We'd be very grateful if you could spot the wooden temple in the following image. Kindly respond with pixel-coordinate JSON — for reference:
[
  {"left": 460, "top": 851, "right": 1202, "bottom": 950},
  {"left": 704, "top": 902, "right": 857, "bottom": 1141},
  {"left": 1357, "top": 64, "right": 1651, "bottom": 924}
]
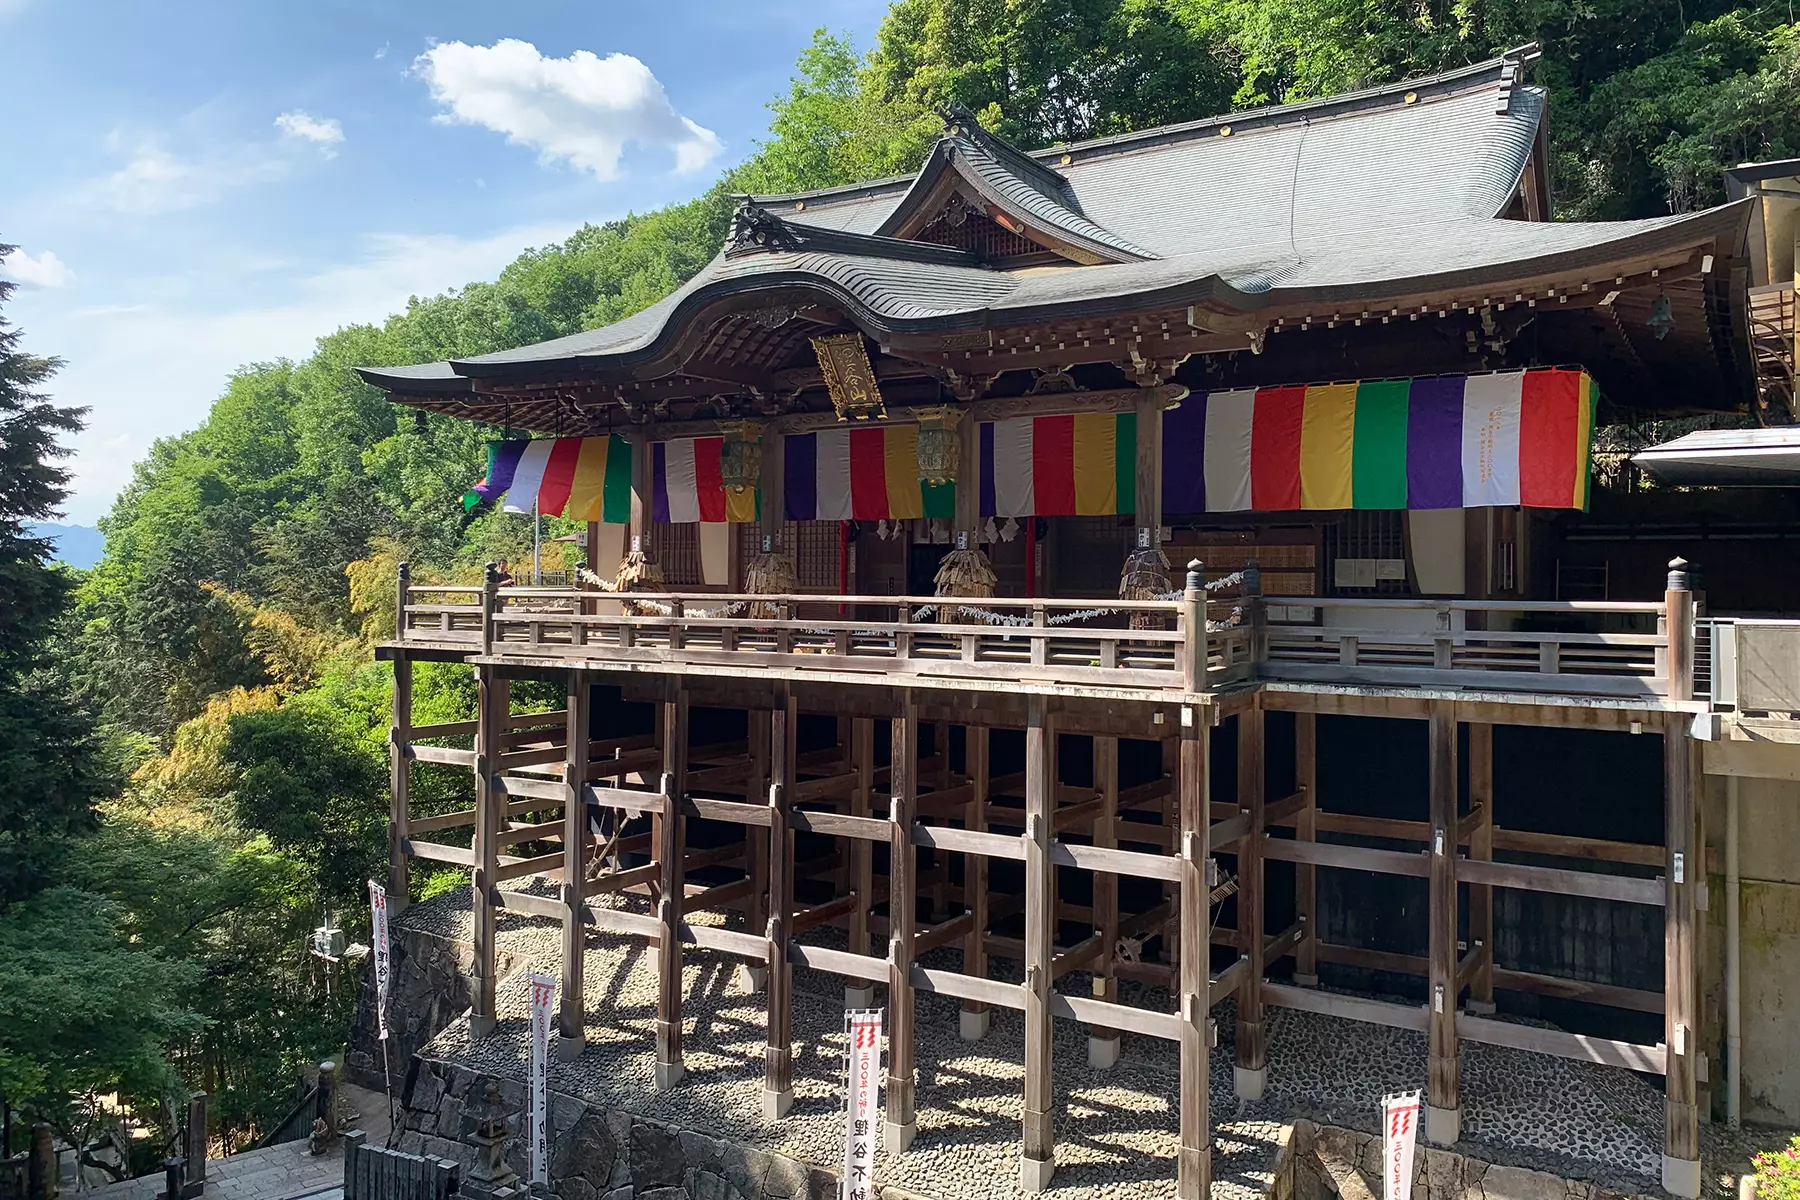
[{"left": 359, "top": 46, "right": 1786, "bottom": 1200}]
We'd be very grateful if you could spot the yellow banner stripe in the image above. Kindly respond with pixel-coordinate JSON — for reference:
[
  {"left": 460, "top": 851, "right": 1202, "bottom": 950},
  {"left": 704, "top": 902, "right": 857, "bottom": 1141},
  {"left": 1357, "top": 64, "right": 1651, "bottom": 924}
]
[
  {"left": 567, "top": 437, "right": 612, "bottom": 522},
  {"left": 883, "top": 424, "right": 924, "bottom": 519},
  {"left": 1071, "top": 412, "right": 1117, "bottom": 515},
  {"left": 1299, "top": 383, "right": 1356, "bottom": 509}
]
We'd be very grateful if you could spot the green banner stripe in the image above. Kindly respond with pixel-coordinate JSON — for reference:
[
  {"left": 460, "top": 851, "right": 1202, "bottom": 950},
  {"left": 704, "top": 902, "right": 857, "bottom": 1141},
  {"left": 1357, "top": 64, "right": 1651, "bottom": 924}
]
[
  {"left": 602, "top": 436, "right": 634, "bottom": 524},
  {"left": 1350, "top": 380, "right": 1409, "bottom": 509},
  {"left": 1115, "top": 411, "right": 1137, "bottom": 516}
]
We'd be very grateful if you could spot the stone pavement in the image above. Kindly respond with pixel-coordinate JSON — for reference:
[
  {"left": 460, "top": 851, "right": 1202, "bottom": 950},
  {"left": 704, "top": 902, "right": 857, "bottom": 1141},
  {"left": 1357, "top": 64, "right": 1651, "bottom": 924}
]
[{"left": 83, "top": 1083, "right": 393, "bottom": 1200}]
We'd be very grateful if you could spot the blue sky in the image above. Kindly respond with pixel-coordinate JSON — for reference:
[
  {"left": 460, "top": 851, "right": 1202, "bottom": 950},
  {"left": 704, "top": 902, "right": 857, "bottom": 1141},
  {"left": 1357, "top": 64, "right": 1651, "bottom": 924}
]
[{"left": 0, "top": 0, "right": 885, "bottom": 524}]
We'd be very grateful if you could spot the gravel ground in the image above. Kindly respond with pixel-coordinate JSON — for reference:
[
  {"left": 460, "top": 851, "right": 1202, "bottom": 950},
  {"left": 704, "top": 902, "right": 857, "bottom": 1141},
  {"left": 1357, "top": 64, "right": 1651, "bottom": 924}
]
[{"left": 400, "top": 885, "right": 1760, "bottom": 1200}]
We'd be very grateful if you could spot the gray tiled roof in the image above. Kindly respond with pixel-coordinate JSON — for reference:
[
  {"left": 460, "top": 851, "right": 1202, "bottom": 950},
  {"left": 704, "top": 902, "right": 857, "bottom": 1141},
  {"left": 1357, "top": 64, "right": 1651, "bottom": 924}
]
[{"left": 360, "top": 49, "right": 1750, "bottom": 390}]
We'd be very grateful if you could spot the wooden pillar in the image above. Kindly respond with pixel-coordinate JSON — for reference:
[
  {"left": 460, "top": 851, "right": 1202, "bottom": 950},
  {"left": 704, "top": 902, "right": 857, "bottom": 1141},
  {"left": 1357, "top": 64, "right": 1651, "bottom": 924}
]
[
  {"left": 470, "top": 665, "right": 507, "bottom": 1038},
  {"left": 961, "top": 723, "right": 992, "bottom": 1040},
  {"left": 884, "top": 696, "right": 919, "bottom": 1155},
  {"left": 654, "top": 684, "right": 688, "bottom": 1090},
  {"left": 1176, "top": 699, "right": 1212, "bottom": 1200},
  {"left": 847, "top": 717, "right": 877, "bottom": 1008},
  {"left": 1663, "top": 554, "right": 1701, "bottom": 1199},
  {"left": 743, "top": 710, "right": 772, "bottom": 993},
  {"left": 1467, "top": 722, "right": 1495, "bottom": 1014},
  {"left": 1293, "top": 712, "right": 1318, "bottom": 985},
  {"left": 1088, "top": 734, "right": 1121, "bottom": 1067},
  {"left": 764, "top": 686, "right": 796, "bottom": 1117},
  {"left": 1021, "top": 695, "right": 1056, "bottom": 1192},
  {"left": 930, "top": 721, "right": 952, "bottom": 918},
  {"left": 630, "top": 438, "right": 651, "bottom": 554},
  {"left": 387, "top": 644, "right": 412, "bottom": 918},
  {"left": 1134, "top": 390, "right": 1164, "bottom": 536},
  {"left": 1235, "top": 702, "right": 1267, "bottom": 1099},
  {"left": 558, "top": 669, "right": 590, "bottom": 1058},
  {"left": 1426, "top": 700, "right": 1460, "bottom": 1145}
]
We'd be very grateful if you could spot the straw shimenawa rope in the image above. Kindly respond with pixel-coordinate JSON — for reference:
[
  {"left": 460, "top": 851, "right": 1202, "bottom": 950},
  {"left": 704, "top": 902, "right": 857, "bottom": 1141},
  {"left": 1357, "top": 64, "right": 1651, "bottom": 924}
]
[
  {"left": 744, "top": 548, "right": 797, "bottom": 621},
  {"left": 1119, "top": 544, "right": 1173, "bottom": 630},
  {"left": 615, "top": 547, "right": 664, "bottom": 616},
  {"left": 933, "top": 546, "right": 998, "bottom": 624}
]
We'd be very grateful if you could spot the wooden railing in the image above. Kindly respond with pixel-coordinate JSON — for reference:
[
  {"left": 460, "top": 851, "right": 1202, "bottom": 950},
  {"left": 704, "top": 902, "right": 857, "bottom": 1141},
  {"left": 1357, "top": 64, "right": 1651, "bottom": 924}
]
[{"left": 393, "top": 558, "right": 1705, "bottom": 702}]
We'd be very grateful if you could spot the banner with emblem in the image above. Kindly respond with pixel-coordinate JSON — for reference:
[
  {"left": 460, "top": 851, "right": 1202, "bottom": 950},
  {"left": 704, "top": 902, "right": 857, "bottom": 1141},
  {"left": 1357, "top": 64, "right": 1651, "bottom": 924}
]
[
  {"left": 841, "top": 1009, "right": 883, "bottom": 1200},
  {"left": 367, "top": 880, "right": 391, "bottom": 1041},
  {"left": 1382, "top": 1090, "right": 1423, "bottom": 1200},
  {"left": 529, "top": 970, "right": 557, "bottom": 1186}
]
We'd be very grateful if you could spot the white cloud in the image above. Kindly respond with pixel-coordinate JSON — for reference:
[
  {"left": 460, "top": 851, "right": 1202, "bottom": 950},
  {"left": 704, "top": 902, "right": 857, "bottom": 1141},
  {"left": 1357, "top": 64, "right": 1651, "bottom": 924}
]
[
  {"left": 3, "top": 248, "right": 74, "bottom": 289},
  {"left": 274, "top": 110, "right": 344, "bottom": 155},
  {"left": 80, "top": 142, "right": 290, "bottom": 215},
  {"left": 412, "top": 39, "right": 722, "bottom": 180},
  {"left": 26, "top": 220, "right": 579, "bottom": 523},
  {"left": 374, "top": 41, "right": 390, "bottom": 61}
]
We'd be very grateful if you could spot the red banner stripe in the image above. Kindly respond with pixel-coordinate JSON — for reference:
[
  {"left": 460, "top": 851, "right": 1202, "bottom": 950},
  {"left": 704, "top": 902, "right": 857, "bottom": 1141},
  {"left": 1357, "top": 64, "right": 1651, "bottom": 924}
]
[
  {"left": 848, "top": 428, "right": 890, "bottom": 519},
  {"left": 1250, "top": 386, "right": 1306, "bottom": 510},
  {"left": 536, "top": 438, "right": 583, "bottom": 517},
  {"left": 693, "top": 437, "right": 727, "bottom": 523},
  {"left": 1032, "top": 414, "right": 1077, "bottom": 515},
  {"left": 1518, "top": 368, "right": 1580, "bottom": 508}
]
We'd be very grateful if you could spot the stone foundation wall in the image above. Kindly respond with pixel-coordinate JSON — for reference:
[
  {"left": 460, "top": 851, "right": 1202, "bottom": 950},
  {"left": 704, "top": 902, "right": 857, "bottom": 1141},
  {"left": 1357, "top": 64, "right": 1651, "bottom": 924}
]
[
  {"left": 1289, "top": 1122, "right": 1637, "bottom": 1200},
  {"left": 346, "top": 894, "right": 524, "bottom": 1090},
  {"left": 393, "top": 1056, "right": 859, "bottom": 1200}
]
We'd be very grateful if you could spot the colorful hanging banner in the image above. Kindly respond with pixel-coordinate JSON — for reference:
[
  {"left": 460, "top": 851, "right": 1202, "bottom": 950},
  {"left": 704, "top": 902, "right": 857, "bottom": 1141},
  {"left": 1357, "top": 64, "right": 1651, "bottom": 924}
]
[
  {"left": 784, "top": 425, "right": 955, "bottom": 521},
  {"left": 1161, "top": 367, "right": 1596, "bottom": 513},
  {"left": 653, "top": 436, "right": 759, "bottom": 523},
  {"left": 978, "top": 411, "right": 1138, "bottom": 518},
  {"left": 1382, "top": 1091, "right": 1423, "bottom": 1200},
  {"left": 463, "top": 436, "right": 633, "bottom": 522}
]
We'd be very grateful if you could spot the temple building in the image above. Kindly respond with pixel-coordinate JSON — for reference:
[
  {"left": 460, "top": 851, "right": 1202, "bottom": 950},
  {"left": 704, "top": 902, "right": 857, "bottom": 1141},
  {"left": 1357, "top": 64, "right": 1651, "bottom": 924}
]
[{"left": 356, "top": 45, "right": 1800, "bottom": 1200}]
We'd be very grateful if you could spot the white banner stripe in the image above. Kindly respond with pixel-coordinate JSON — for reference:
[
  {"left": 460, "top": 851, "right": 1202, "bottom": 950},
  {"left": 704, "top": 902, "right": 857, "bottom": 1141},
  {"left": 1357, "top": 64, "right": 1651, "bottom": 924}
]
[
  {"left": 506, "top": 439, "right": 554, "bottom": 514},
  {"left": 666, "top": 439, "right": 701, "bottom": 524},
  {"left": 1204, "top": 389, "right": 1256, "bottom": 512},
  {"left": 817, "top": 429, "right": 853, "bottom": 522},
  {"left": 1461, "top": 372, "right": 1523, "bottom": 507},
  {"left": 992, "top": 419, "right": 1035, "bottom": 518}
]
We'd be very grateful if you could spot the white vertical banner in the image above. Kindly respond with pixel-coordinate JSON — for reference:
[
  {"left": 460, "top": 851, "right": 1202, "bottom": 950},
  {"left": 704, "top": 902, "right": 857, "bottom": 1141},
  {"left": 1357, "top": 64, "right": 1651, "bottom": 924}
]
[
  {"left": 841, "top": 1009, "right": 884, "bottom": 1200},
  {"left": 1382, "top": 1090, "right": 1423, "bottom": 1200},
  {"left": 528, "top": 970, "right": 557, "bottom": 1187},
  {"left": 367, "top": 880, "right": 391, "bottom": 1041}
]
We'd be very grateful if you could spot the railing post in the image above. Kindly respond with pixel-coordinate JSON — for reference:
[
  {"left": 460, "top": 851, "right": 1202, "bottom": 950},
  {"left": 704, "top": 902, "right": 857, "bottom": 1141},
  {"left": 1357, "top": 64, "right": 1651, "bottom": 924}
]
[
  {"left": 183, "top": 1093, "right": 207, "bottom": 1197},
  {"left": 1181, "top": 560, "right": 1207, "bottom": 693},
  {"left": 1030, "top": 603, "right": 1048, "bottom": 667},
  {"left": 395, "top": 560, "right": 411, "bottom": 642},
  {"left": 480, "top": 562, "right": 499, "bottom": 655},
  {"left": 27, "top": 1123, "right": 54, "bottom": 1200},
  {"left": 1666, "top": 558, "right": 1695, "bottom": 702},
  {"left": 1243, "top": 559, "right": 1264, "bottom": 671}
]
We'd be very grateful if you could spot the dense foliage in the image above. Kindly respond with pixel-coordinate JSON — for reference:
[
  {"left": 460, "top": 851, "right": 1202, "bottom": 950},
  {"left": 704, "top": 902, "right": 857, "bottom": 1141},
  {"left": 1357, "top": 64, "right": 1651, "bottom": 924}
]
[{"left": 10, "top": 0, "right": 1799, "bottom": 1172}]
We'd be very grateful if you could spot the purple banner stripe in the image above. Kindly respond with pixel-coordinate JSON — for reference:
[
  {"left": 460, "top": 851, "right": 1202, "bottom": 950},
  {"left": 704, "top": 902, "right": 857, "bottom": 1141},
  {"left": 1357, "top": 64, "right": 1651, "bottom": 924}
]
[
  {"left": 651, "top": 442, "right": 671, "bottom": 525},
  {"left": 784, "top": 432, "right": 817, "bottom": 522},
  {"left": 979, "top": 421, "right": 996, "bottom": 518},
  {"left": 1406, "top": 376, "right": 1466, "bottom": 509},
  {"left": 1160, "top": 391, "right": 1208, "bottom": 515}
]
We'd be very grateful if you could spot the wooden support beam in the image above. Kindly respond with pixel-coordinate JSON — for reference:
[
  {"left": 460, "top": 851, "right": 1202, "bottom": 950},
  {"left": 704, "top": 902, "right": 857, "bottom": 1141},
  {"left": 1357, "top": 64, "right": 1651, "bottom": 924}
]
[
  {"left": 764, "top": 687, "right": 796, "bottom": 1117},
  {"left": 963, "top": 724, "right": 991, "bottom": 1032},
  {"left": 746, "top": 709, "right": 770, "bottom": 981},
  {"left": 1091, "top": 734, "right": 1121, "bottom": 1064},
  {"left": 1263, "top": 918, "right": 1307, "bottom": 965},
  {"left": 1021, "top": 695, "right": 1056, "bottom": 1191},
  {"left": 1236, "top": 703, "right": 1267, "bottom": 1098},
  {"left": 850, "top": 718, "right": 875, "bottom": 963},
  {"left": 559, "top": 671, "right": 589, "bottom": 1055},
  {"left": 1294, "top": 713, "right": 1318, "bottom": 985},
  {"left": 885, "top": 696, "right": 920, "bottom": 1155},
  {"left": 1177, "top": 705, "right": 1212, "bottom": 1200},
  {"left": 792, "top": 891, "right": 862, "bottom": 936},
  {"left": 470, "top": 668, "right": 507, "bottom": 1038},
  {"left": 1663, "top": 705, "right": 1700, "bottom": 1195},
  {"left": 388, "top": 650, "right": 412, "bottom": 917},
  {"left": 1427, "top": 701, "right": 1459, "bottom": 1144},
  {"left": 654, "top": 685, "right": 687, "bottom": 1090},
  {"left": 1466, "top": 723, "right": 1495, "bottom": 1016},
  {"left": 1455, "top": 942, "right": 1491, "bottom": 995},
  {"left": 914, "top": 910, "right": 976, "bottom": 957}
]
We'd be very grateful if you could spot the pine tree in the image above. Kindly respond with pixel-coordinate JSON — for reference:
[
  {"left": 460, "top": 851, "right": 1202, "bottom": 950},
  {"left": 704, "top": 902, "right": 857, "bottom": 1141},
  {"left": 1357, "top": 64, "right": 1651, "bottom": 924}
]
[{"left": 0, "top": 243, "right": 108, "bottom": 905}]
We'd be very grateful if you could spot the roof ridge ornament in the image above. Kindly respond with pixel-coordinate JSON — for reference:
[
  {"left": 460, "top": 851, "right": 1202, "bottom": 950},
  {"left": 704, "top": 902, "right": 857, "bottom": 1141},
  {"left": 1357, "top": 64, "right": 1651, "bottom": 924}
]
[{"left": 728, "top": 198, "right": 803, "bottom": 256}]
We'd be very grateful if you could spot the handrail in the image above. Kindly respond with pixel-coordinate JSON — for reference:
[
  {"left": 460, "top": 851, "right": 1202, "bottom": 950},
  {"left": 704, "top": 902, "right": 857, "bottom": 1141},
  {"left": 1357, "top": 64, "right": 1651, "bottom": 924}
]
[
  {"left": 1262, "top": 595, "right": 1664, "bottom": 615},
  {"left": 488, "top": 586, "right": 1187, "bottom": 611}
]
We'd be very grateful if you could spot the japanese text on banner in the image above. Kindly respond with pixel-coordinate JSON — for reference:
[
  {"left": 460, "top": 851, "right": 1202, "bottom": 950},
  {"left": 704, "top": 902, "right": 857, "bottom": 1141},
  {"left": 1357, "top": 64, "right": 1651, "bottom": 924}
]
[
  {"left": 529, "top": 971, "right": 557, "bottom": 1186},
  {"left": 367, "top": 881, "right": 390, "bottom": 1041},
  {"left": 1382, "top": 1091, "right": 1423, "bottom": 1200},
  {"left": 841, "top": 1009, "right": 883, "bottom": 1200}
]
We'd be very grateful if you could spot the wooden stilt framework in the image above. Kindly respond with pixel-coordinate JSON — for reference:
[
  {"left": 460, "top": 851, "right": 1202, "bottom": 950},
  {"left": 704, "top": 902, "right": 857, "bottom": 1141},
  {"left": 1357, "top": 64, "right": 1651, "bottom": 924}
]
[{"left": 376, "top": 557, "right": 1709, "bottom": 1193}]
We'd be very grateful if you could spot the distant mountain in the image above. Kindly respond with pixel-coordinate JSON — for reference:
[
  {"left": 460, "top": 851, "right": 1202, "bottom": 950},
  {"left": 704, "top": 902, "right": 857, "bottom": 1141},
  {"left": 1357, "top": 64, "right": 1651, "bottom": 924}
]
[{"left": 27, "top": 522, "right": 104, "bottom": 569}]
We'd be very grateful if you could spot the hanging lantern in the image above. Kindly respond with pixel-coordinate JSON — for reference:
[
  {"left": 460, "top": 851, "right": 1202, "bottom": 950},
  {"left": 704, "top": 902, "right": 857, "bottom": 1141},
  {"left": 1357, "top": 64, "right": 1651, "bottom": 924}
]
[
  {"left": 811, "top": 333, "right": 886, "bottom": 421},
  {"left": 913, "top": 405, "right": 963, "bottom": 485},
  {"left": 718, "top": 421, "right": 764, "bottom": 493}
]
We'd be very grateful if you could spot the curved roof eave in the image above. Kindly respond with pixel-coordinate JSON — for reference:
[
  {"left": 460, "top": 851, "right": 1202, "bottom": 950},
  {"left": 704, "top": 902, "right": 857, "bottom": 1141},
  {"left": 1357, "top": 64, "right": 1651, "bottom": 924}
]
[{"left": 359, "top": 199, "right": 1750, "bottom": 392}]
